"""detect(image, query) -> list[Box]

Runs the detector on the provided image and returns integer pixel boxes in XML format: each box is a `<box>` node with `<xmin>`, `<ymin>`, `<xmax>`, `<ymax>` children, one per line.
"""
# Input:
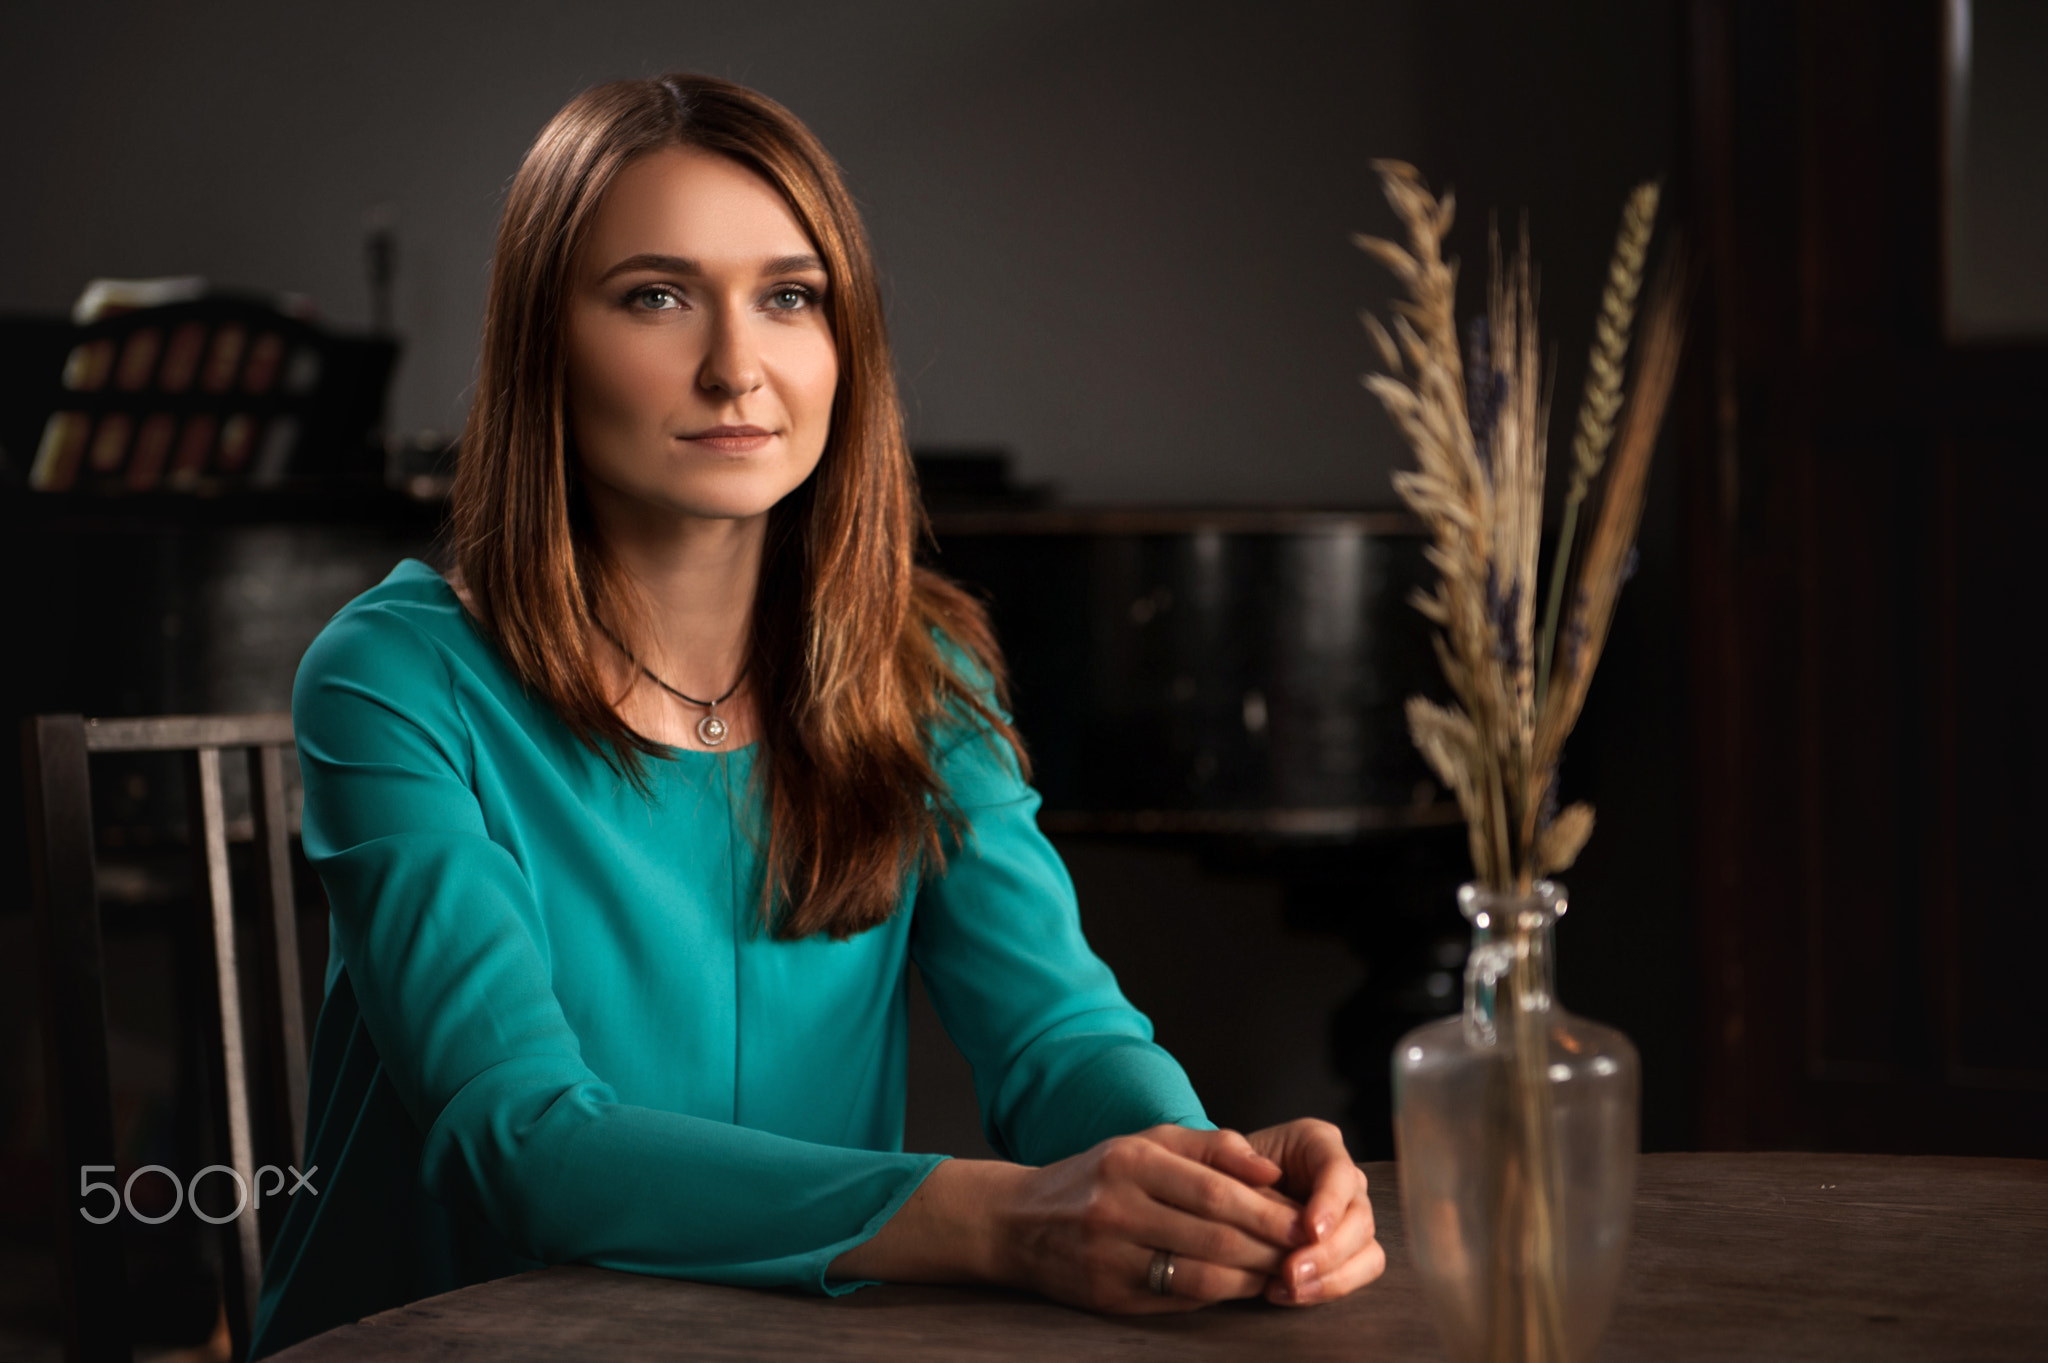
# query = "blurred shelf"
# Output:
<box><xmin>1</xmin><ymin>483</ymin><xmax>447</xmax><ymax>531</ymax></box>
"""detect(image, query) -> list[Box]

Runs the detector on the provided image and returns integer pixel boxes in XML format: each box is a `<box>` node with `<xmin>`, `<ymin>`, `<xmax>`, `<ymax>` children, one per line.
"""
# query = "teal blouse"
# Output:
<box><xmin>249</xmin><ymin>560</ymin><xmax>1211</xmax><ymax>1358</ymax></box>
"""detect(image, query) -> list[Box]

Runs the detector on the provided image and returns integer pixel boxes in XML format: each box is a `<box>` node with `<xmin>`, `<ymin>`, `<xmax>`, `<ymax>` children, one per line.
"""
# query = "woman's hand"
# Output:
<box><xmin>1239</xmin><ymin>1118</ymin><xmax>1385</xmax><ymax>1306</ymax></box>
<box><xmin>831</xmin><ymin>1125</ymin><xmax>1309</xmax><ymax>1313</ymax></box>
<box><xmin>993</xmin><ymin>1124</ymin><xmax>1311</xmax><ymax>1313</ymax></box>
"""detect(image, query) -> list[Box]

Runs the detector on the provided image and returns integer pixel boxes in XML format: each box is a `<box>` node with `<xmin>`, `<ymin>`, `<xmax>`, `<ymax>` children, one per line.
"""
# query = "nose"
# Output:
<box><xmin>697</xmin><ymin>307</ymin><xmax>764</xmax><ymax>398</ymax></box>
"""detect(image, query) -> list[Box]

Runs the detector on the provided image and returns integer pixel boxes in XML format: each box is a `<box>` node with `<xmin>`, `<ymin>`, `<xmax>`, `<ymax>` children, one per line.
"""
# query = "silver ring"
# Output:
<box><xmin>1147</xmin><ymin>1248</ymin><xmax>1176</xmax><ymax>1297</ymax></box>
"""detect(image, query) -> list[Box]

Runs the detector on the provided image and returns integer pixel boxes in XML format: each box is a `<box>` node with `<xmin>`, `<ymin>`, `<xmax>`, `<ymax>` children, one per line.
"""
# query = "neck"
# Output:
<box><xmin>584</xmin><ymin>485</ymin><xmax>764</xmax><ymax>698</ymax></box>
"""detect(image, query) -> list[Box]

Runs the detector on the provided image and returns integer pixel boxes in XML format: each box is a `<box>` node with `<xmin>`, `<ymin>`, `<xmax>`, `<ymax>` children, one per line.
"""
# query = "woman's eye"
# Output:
<box><xmin>628</xmin><ymin>286</ymin><xmax>682</xmax><ymax>311</ymax></box>
<box><xmin>765</xmin><ymin>285</ymin><xmax>817</xmax><ymax>312</ymax></box>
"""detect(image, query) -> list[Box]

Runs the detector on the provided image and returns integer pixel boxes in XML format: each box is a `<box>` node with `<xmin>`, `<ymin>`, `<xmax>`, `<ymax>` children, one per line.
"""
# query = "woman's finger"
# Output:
<box><xmin>1140</xmin><ymin>1124</ymin><xmax>1284</xmax><ymax>1189</ymax></box>
<box><xmin>1265</xmin><ymin>1196</ymin><xmax>1385</xmax><ymax>1306</ymax></box>
<box><xmin>1267</xmin><ymin>1228</ymin><xmax>1387</xmax><ymax>1307</ymax></box>
<box><xmin>1113</xmin><ymin>1244</ymin><xmax>1270</xmax><ymax>1314</ymax></box>
<box><xmin>1281</xmin><ymin>1124</ymin><xmax>1360</xmax><ymax>1242</ymax></box>
<box><xmin>1139</xmin><ymin>1199</ymin><xmax>1293</xmax><ymax>1276</ymax></box>
<box><xmin>1245</xmin><ymin>1118</ymin><xmax>1359</xmax><ymax>1241</ymax></box>
<box><xmin>1113</xmin><ymin>1137</ymin><xmax>1306</xmax><ymax>1252</ymax></box>
<box><xmin>1303</xmin><ymin>1157</ymin><xmax>1368</xmax><ymax>1247</ymax></box>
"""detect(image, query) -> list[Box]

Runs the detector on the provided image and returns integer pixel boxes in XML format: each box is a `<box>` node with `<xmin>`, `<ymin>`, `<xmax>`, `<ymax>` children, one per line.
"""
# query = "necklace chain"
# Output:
<box><xmin>596</xmin><ymin>619</ymin><xmax>747</xmax><ymax>747</ymax></box>
<box><xmin>636</xmin><ymin>660</ymin><xmax>747</xmax><ymax>710</ymax></box>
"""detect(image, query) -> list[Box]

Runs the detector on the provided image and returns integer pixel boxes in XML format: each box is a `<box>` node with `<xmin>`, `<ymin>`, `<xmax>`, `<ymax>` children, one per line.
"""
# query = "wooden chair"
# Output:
<box><xmin>22</xmin><ymin>713</ymin><xmax>311</xmax><ymax>1363</ymax></box>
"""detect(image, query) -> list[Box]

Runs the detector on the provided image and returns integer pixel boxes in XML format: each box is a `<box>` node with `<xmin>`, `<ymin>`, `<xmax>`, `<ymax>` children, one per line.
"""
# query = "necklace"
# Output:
<box><xmin>639</xmin><ymin>662</ymin><xmax>748</xmax><ymax>747</ymax></box>
<box><xmin>599</xmin><ymin>621</ymin><xmax>748</xmax><ymax>747</ymax></box>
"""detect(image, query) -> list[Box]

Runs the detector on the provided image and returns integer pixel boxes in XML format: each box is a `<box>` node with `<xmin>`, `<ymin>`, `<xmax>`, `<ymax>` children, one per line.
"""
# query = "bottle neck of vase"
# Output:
<box><xmin>1459</xmin><ymin>880</ymin><xmax>1564</xmax><ymax>1047</ymax></box>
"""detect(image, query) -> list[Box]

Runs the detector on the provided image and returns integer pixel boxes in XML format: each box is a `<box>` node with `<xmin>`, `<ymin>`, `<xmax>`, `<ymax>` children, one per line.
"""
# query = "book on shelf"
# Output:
<box><xmin>1</xmin><ymin>280</ymin><xmax>397</xmax><ymax>494</ymax></box>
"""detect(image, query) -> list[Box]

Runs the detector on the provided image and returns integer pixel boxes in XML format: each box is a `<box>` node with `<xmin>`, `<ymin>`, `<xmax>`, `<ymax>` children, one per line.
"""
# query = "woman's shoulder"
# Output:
<box><xmin>308</xmin><ymin>558</ymin><xmax>469</xmax><ymax>652</ymax></box>
<box><xmin>295</xmin><ymin>559</ymin><xmax>503</xmax><ymax>717</ymax></box>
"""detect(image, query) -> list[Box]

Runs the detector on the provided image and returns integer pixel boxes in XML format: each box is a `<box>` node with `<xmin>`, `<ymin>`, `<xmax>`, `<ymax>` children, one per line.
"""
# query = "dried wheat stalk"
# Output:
<box><xmin>1359</xmin><ymin>163</ymin><xmax>1680</xmax><ymax>892</ymax></box>
<box><xmin>1537</xmin><ymin>182</ymin><xmax>1661</xmax><ymax>703</ymax></box>
<box><xmin>1530</xmin><ymin>255</ymin><xmax>1685</xmax><ymax>791</ymax></box>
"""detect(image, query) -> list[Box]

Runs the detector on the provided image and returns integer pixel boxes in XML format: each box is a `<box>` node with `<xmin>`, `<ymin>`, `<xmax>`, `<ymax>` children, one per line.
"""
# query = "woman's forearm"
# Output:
<box><xmin>827</xmin><ymin>1158</ymin><xmax>1031</xmax><ymax>1286</ymax></box>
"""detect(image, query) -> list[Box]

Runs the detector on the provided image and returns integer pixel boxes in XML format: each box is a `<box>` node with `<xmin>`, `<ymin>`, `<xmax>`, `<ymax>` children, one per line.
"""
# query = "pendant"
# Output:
<box><xmin>696</xmin><ymin>711</ymin><xmax>729</xmax><ymax>747</ymax></box>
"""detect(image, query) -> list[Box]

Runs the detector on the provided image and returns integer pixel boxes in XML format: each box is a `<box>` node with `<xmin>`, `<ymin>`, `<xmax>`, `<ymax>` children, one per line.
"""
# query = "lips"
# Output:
<box><xmin>680</xmin><ymin>424</ymin><xmax>774</xmax><ymax>453</ymax></box>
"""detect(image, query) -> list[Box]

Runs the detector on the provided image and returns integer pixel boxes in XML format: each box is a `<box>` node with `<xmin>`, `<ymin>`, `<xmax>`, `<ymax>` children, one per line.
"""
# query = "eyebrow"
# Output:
<box><xmin>595</xmin><ymin>252</ymin><xmax>827</xmax><ymax>283</ymax></box>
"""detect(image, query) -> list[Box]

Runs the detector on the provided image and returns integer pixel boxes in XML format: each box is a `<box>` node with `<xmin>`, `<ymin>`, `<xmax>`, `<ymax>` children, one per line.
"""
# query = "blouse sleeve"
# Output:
<box><xmin>909</xmin><ymin>714</ymin><xmax>1216</xmax><ymax>1167</ymax></box>
<box><xmin>292</xmin><ymin>604</ymin><xmax>942</xmax><ymax>1294</ymax></box>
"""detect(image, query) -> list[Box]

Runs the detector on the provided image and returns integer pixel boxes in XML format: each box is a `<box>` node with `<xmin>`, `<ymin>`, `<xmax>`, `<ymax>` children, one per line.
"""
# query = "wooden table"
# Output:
<box><xmin>271</xmin><ymin>1152</ymin><xmax>2047</xmax><ymax>1361</ymax></box>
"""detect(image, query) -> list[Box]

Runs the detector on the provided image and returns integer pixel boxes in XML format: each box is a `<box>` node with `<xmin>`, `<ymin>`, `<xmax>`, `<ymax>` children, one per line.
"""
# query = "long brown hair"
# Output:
<box><xmin>450</xmin><ymin>73</ymin><xmax>1023</xmax><ymax>940</ymax></box>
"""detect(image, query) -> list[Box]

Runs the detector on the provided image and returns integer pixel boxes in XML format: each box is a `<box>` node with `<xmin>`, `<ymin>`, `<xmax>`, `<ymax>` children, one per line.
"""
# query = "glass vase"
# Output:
<box><xmin>1391</xmin><ymin>881</ymin><xmax>1639</xmax><ymax>1363</ymax></box>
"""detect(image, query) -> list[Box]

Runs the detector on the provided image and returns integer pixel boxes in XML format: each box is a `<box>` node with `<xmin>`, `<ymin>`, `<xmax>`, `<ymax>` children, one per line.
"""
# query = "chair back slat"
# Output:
<box><xmin>21</xmin><ymin>715</ymin><xmax>132</xmax><ymax>1363</ymax></box>
<box><xmin>84</xmin><ymin>713</ymin><xmax>293</xmax><ymax>753</ymax></box>
<box><xmin>188</xmin><ymin>747</ymin><xmax>264</xmax><ymax>1363</ymax></box>
<box><xmin>25</xmin><ymin>712</ymin><xmax>309</xmax><ymax>1363</ymax></box>
<box><xmin>249</xmin><ymin>743</ymin><xmax>309</xmax><ymax>1167</ymax></box>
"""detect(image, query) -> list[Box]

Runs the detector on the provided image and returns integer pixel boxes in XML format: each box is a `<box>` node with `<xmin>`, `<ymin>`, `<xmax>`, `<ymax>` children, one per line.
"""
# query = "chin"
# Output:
<box><xmin>580</xmin><ymin>451</ymin><xmax>821</xmax><ymax>526</ymax></box>
<box><xmin>653</xmin><ymin>472</ymin><xmax>812</xmax><ymax>522</ymax></box>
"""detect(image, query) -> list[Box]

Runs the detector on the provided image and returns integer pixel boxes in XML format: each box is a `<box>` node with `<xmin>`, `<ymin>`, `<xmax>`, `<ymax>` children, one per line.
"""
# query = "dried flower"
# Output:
<box><xmin>1356</xmin><ymin>164</ymin><xmax>1683</xmax><ymax>892</ymax></box>
<box><xmin>1465</xmin><ymin>316</ymin><xmax>1508</xmax><ymax>478</ymax></box>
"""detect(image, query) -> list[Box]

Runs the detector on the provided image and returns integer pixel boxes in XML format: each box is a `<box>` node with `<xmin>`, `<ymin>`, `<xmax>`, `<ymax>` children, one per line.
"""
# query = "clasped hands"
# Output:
<box><xmin>1001</xmin><ymin>1118</ymin><xmax>1385</xmax><ymax>1313</ymax></box>
<box><xmin>831</xmin><ymin>1116</ymin><xmax>1384</xmax><ymax>1312</ymax></box>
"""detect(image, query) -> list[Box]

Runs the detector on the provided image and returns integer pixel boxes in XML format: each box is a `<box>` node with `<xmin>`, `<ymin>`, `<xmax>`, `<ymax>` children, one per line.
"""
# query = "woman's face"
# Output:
<box><xmin>564</xmin><ymin>145</ymin><xmax>838</xmax><ymax>525</ymax></box>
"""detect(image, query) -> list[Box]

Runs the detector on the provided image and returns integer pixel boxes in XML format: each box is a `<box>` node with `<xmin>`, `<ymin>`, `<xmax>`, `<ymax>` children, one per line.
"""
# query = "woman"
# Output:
<box><xmin>251</xmin><ymin>73</ymin><xmax>1382</xmax><ymax>1358</ymax></box>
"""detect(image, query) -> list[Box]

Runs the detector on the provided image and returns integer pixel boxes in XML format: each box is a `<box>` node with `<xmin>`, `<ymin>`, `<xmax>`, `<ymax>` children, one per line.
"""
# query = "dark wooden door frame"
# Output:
<box><xmin>1682</xmin><ymin>0</ymin><xmax>2047</xmax><ymax>1154</ymax></box>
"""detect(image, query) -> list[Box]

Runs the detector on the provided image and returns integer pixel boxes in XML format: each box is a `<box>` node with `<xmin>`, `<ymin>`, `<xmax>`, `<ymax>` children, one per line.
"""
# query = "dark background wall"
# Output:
<box><xmin>5</xmin><ymin>0</ymin><xmax>1432</xmax><ymax>504</ymax></box>
<box><xmin>0</xmin><ymin>1</ymin><xmax>1702</xmax><ymax>499</ymax></box>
